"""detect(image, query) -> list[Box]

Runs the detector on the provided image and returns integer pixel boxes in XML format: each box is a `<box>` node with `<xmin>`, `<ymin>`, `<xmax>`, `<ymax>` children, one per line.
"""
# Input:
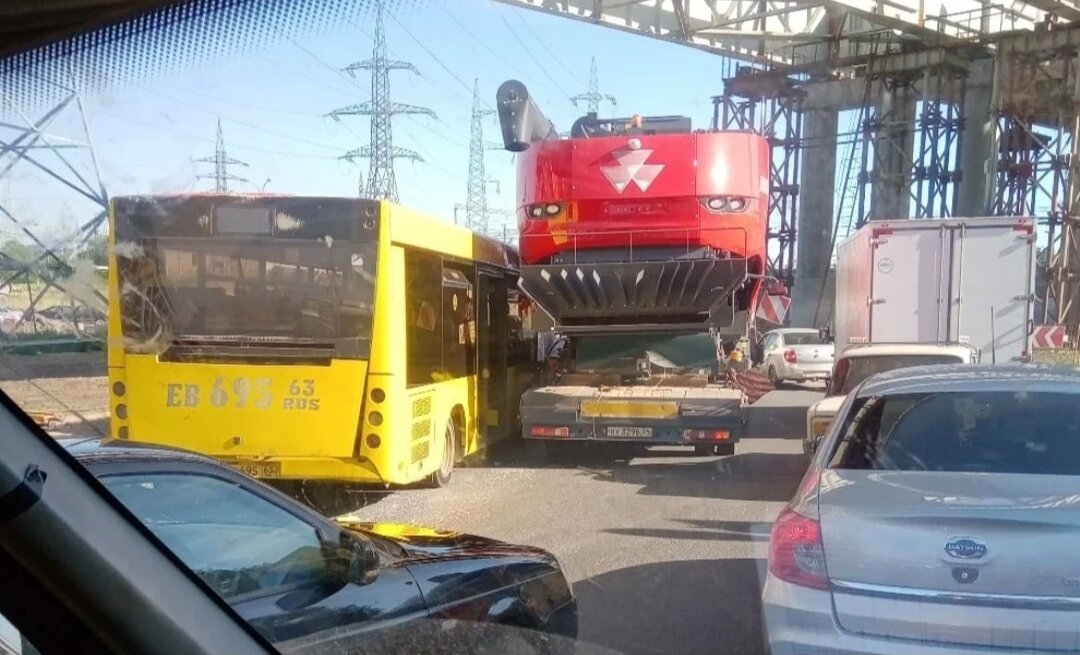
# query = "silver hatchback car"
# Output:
<box><xmin>763</xmin><ymin>365</ymin><xmax>1080</xmax><ymax>654</ymax></box>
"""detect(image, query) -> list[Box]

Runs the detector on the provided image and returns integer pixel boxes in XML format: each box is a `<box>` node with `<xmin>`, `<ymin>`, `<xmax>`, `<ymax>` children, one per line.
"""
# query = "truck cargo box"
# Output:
<box><xmin>835</xmin><ymin>217</ymin><xmax>1035</xmax><ymax>362</ymax></box>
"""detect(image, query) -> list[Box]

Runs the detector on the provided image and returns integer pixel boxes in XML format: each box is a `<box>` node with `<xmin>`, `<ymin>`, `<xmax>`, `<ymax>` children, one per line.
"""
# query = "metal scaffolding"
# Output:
<box><xmin>712</xmin><ymin>84</ymin><xmax>805</xmax><ymax>286</ymax></box>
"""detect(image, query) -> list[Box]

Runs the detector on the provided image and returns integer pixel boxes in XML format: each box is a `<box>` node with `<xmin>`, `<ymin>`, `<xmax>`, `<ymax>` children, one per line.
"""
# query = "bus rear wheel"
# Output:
<box><xmin>426</xmin><ymin>419</ymin><xmax>456</xmax><ymax>488</ymax></box>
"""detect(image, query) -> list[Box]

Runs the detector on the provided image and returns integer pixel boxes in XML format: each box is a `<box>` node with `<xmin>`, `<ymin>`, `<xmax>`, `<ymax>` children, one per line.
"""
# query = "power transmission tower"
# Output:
<box><xmin>571</xmin><ymin>56</ymin><xmax>617</xmax><ymax>114</ymax></box>
<box><xmin>195</xmin><ymin>118</ymin><xmax>248</xmax><ymax>193</ymax></box>
<box><xmin>465</xmin><ymin>79</ymin><xmax>496</xmax><ymax>233</ymax></box>
<box><xmin>330</xmin><ymin>2</ymin><xmax>435</xmax><ymax>202</ymax></box>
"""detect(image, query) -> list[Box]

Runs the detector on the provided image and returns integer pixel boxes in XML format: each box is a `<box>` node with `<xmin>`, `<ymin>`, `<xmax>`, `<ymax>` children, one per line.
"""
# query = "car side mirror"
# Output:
<box><xmin>330</xmin><ymin>532</ymin><xmax>379</xmax><ymax>586</ymax></box>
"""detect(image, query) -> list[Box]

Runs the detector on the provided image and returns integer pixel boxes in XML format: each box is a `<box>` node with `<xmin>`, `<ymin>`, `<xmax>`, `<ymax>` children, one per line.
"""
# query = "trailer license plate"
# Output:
<box><xmin>607</xmin><ymin>426</ymin><xmax>653</xmax><ymax>438</ymax></box>
<box><xmin>232</xmin><ymin>462</ymin><xmax>281</xmax><ymax>478</ymax></box>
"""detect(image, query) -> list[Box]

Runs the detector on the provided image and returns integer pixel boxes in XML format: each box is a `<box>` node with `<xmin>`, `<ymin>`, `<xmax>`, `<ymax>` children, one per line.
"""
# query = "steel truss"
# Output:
<box><xmin>991</xmin><ymin>49</ymin><xmax>1079</xmax><ymax>325</ymax></box>
<box><xmin>712</xmin><ymin>85</ymin><xmax>805</xmax><ymax>286</ymax></box>
<box><xmin>0</xmin><ymin>79</ymin><xmax>108</xmax><ymax>339</ymax></box>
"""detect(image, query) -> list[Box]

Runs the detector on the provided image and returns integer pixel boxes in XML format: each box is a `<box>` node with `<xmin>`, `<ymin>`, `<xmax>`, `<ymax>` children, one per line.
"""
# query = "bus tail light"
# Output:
<box><xmin>112</xmin><ymin>381</ymin><xmax>126</xmax><ymax>396</ymax></box>
<box><xmin>368</xmin><ymin>411</ymin><xmax>383</xmax><ymax>426</ymax></box>
<box><xmin>370</xmin><ymin>388</ymin><xmax>385</xmax><ymax>403</ymax></box>
<box><xmin>365</xmin><ymin>434</ymin><xmax>381</xmax><ymax>449</ymax></box>
<box><xmin>531</xmin><ymin>426</ymin><xmax>570</xmax><ymax>438</ymax></box>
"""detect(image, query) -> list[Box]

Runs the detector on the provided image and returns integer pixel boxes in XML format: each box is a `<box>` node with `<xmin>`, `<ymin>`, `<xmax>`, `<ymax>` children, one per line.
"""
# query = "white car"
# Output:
<box><xmin>804</xmin><ymin>343</ymin><xmax>977</xmax><ymax>455</ymax></box>
<box><xmin>759</xmin><ymin>328</ymin><xmax>834</xmax><ymax>386</ymax></box>
<box><xmin>765</xmin><ymin>364</ymin><xmax>1080</xmax><ymax>654</ymax></box>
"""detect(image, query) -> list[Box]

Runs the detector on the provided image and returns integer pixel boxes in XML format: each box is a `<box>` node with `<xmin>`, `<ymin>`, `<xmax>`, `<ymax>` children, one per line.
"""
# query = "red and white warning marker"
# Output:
<box><xmin>756</xmin><ymin>294</ymin><xmax>791</xmax><ymax>325</ymax></box>
<box><xmin>1032</xmin><ymin>324</ymin><xmax>1067</xmax><ymax>349</ymax></box>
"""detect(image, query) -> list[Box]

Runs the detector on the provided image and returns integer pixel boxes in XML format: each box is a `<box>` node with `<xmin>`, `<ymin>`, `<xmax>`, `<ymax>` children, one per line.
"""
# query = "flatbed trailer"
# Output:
<box><xmin>521</xmin><ymin>384</ymin><xmax>745</xmax><ymax>451</ymax></box>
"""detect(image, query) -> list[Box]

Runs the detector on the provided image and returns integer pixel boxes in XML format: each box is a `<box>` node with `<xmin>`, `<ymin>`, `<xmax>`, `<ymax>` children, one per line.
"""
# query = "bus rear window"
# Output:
<box><xmin>116</xmin><ymin>238</ymin><xmax>377</xmax><ymax>359</ymax></box>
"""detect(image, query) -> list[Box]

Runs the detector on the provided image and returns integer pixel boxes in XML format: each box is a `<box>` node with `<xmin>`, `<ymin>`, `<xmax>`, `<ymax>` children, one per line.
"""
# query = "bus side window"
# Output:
<box><xmin>405</xmin><ymin>249</ymin><xmax>443</xmax><ymax>386</ymax></box>
<box><xmin>441</xmin><ymin>264</ymin><xmax>475</xmax><ymax>380</ymax></box>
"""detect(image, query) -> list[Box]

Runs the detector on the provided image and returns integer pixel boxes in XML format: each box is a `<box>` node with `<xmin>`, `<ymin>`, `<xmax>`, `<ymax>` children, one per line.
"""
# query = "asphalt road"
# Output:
<box><xmin>348</xmin><ymin>386</ymin><xmax>823</xmax><ymax>655</ymax></box>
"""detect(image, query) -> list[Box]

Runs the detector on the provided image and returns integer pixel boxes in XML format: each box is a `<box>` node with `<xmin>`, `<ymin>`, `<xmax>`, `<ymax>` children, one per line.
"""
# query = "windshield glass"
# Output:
<box><xmin>0</xmin><ymin>2</ymin><xmax>1069</xmax><ymax>655</ymax></box>
<box><xmin>835</xmin><ymin>354</ymin><xmax>964</xmax><ymax>395</ymax></box>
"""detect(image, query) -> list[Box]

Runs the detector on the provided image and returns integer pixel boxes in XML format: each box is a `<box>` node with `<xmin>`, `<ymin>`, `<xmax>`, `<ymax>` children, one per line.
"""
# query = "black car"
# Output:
<box><xmin>61</xmin><ymin>439</ymin><xmax>577</xmax><ymax>653</ymax></box>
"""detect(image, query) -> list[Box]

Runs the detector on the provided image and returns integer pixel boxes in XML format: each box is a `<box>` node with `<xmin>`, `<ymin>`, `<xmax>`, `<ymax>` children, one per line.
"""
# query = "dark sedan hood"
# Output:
<box><xmin>337</xmin><ymin>521</ymin><xmax>575</xmax><ymax>641</ymax></box>
<box><xmin>340</xmin><ymin>521</ymin><xmax>557</xmax><ymax>564</ymax></box>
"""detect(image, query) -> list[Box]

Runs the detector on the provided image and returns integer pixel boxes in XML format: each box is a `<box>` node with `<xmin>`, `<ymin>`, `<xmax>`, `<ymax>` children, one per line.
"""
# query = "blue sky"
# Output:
<box><xmin>0</xmin><ymin>0</ymin><xmax>737</xmax><ymax>242</ymax></box>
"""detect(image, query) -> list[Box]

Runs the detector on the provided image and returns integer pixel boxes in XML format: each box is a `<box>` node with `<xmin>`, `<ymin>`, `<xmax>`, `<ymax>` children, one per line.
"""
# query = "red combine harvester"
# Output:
<box><xmin>498</xmin><ymin>80</ymin><xmax>777</xmax><ymax>455</ymax></box>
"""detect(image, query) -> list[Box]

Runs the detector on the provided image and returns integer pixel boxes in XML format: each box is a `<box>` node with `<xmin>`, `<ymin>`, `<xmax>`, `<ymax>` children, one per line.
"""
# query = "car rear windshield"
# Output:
<box><xmin>829</xmin><ymin>391</ymin><xmax>1080</xmax><ymax>475</ymax></box>
<box><xmin>784</xmin><ymin>333</ymin><xmax>827</xmax><ymax>346</ymax></box>
<box><xmin>837</xmin><ymin>354</ymin><xmax>964</xmax><ymax>394</ymax></box>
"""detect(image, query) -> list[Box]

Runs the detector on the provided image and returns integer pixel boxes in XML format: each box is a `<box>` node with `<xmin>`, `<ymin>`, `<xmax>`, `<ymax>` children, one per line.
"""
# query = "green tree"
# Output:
<box><xmin>0</xmin><ymin>239</ymin><xmax>37</xmax><ymax>283</ymax></box>
<box><xmin>78</xmin><ymin>233</ymin><xmax>108</xmax><ymax>267</ymax></box>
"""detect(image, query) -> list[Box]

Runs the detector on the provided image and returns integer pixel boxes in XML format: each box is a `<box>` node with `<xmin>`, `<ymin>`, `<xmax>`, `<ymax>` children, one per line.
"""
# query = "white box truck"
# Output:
<box><xmin>834</xmin><ymin>217</ymin><xmax>1035</xmax><ymax>362</ymax></box>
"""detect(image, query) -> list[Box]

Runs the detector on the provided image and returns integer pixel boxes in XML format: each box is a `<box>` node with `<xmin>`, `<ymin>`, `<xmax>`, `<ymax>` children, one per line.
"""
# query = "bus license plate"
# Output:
<box><xmin>232</xmin><ymin>462</ymin><xmax>281</xmax><ymax>478</ymax></box>
<box><xmin>606</xmin><ymin>426</ymin><xmax>652</xmax><ymax>438</ymax></box>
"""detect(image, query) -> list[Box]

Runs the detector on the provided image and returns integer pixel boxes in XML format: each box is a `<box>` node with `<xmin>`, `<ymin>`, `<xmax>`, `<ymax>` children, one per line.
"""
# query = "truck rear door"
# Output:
<box><xmin>870</xmin><ymin>225</ymin><xmax>947</xmax><ymax>344</ymax></box>
<box><xmin>948</xmin><ymin>221</ymin><xmax>1033</xmax><ymax>361</ymax></box>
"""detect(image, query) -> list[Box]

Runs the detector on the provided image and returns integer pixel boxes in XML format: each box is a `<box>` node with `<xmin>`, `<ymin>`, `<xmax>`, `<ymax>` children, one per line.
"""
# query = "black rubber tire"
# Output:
<box><xmin>767</xmin><ymin>365</ymin><xmax>779</xmax><ymax>386</ymax></box>
<box><xmin>426</xmin><ymin>419</ymin><xmax>456</xmax><ymax>488</ymax></box>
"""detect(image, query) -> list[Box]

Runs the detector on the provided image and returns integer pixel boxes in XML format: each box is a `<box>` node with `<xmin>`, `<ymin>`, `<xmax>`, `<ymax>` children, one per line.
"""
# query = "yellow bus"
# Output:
<box><xmin>107</xmin><ymin>195</ymin><xmax>533</xmax><ymax>491</ymax></box>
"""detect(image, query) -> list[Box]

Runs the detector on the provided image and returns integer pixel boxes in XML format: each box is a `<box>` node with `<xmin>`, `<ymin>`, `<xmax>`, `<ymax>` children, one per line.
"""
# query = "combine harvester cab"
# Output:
<box><xmin>498</xmin><ymin>80</ymin><xmax>770</xmax><ymax>336</ymax></box>
<box><xmin>497</xmin><ymin>80</ymin><xmax>774</xmax><ymax>454</ymax></box>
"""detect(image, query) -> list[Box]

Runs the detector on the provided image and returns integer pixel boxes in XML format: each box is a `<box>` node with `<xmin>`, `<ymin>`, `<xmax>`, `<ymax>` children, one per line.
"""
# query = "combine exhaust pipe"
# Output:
<box><xmin>496</xmin><ymin>80</ymin><xmax>558</xmax><ymax>152</ymax></box>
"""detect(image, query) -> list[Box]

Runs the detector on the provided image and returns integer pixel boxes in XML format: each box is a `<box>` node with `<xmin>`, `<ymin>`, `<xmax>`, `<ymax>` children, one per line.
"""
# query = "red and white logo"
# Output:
<box><xmin>1032</xmin><ymin>324</ymin><xmax>1067</xmax><ymax>348</ymax></box>
<box><xmin>756</xmin><ymin>295</ymin><xmax>791</xmax><ymax>325</ymax></box>
<box><xmin>601</xmin><ymin>148</ymin><xmax>664</xmax><ymax>193</ymax></box>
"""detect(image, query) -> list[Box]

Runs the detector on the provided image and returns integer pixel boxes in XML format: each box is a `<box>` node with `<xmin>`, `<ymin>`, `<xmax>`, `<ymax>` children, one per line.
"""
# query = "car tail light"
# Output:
<box><xmin>768</xmin><ymin>506</ymin><xmax>828</xmax><ymax>590</ymax></box>
<box><xmin>783</xmin><ymin>349</ymin><xmax>797</xmax><ymax>364</ymax></box>
<box><xmin>531</xmin><ymin>426</ymin><xmax>570</xmax><ymax>438</ymax></box>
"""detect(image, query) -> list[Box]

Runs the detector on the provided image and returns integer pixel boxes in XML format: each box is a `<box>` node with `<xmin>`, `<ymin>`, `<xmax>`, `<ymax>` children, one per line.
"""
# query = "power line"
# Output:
<box><xmin>153</xmin><ymin>81</ymin><xmax>323</xmax><ymax>117</ymax></box>
<box><xmin>491</xmin><ymin>3</ymin><xmax>574</xmax><ymax>101</ymax></box>
<box><xmin>381</xmin><ymin>9</ymin><xmax>489</xmax><ymax>110</ymax></box>
<box><xmin>283</xmin><ymin>36</ymin><xmax>469</xmax><ymax>150</ymax></box>
<box><xmin>437</xmin><ymin>5</ymin><xmax>544</xmax><ymax>90</ymax></box>
<box><xmin>512</xmin><ymin>9</ymin><xmax>585</xmax><ymax>87</ymax></box>
<box><xmin>93</xmin><ymin>107</ymin><xmax>340</xmax><ymax>159</ymax></box>
<box><xmin>143</xmin><ymin>85</ymin><xmax>342</xmax><ymax>151</ymax></box>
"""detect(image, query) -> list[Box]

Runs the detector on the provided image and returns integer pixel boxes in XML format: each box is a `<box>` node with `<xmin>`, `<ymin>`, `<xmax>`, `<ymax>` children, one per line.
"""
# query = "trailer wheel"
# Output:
<box><xmin>425</xmin><ymin>419</ymin><xmax>456</xmax><ymax>488</ymax></box>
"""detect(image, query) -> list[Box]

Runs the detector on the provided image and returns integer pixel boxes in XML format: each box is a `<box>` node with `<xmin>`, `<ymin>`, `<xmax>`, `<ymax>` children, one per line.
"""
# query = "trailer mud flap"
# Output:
<box><xmin>519</xmin><ymin>258</ymin><xmax>747</xmax><ymax>327</ymax></box>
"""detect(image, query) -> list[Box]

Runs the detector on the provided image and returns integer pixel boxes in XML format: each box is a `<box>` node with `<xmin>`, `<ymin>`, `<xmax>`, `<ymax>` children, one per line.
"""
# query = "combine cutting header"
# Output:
<box><xmin>496</xmin><ymin>79</ymin><xmax>771</xmax><ymax>336</ymax></box>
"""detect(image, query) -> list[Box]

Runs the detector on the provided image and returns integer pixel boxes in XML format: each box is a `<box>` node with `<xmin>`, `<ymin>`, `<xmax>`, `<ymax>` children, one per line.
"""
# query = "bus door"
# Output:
<box><xmin>477</xmin><ymin>267</ymin><xmax>510</xmax><ymax>441</ymax></box>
